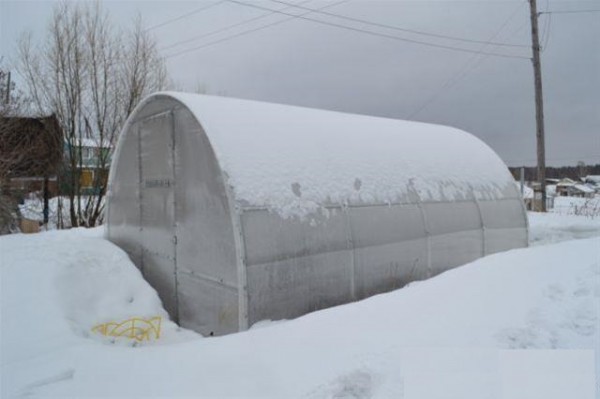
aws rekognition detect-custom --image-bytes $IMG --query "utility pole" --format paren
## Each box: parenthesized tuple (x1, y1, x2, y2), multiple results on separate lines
(528, 0, 547, 211)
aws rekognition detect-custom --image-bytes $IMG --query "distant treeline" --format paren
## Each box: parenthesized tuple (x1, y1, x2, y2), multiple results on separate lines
(509, 164, 600, 182)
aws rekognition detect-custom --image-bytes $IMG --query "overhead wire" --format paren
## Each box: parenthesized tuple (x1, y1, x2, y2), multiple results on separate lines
(539, 9, 600, 15)
(542, 14, 552, 50)
(164, 0, 349, 58)
(407, 1, 528, 119)
(210, 0, 531, 60)
(267, 0, 528, 48)
(540, 3, 553, 52)
(145, 1, 226, 32)
(161, 0, 315, 53)
(539, 0, 550, 47)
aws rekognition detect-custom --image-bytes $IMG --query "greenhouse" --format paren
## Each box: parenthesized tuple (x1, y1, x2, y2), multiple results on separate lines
(105, 92, 528, 336)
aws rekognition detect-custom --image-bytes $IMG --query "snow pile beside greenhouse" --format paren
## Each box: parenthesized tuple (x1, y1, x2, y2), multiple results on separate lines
(1, 214, 598, 398)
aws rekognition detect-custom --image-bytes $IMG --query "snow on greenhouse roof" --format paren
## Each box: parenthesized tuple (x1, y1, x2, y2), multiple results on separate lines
(154, 92, 517, 218)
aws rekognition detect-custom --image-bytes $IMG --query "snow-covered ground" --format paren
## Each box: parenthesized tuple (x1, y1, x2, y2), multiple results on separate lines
(1, 213, 599, 398)
(18, 195, 106, 230)
(529, 212, 600, 246)
(18, 196, 68, 230)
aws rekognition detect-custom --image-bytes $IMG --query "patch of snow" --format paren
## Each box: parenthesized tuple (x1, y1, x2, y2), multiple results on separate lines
(72, 137, 112, 149)
(138, 92, 519, 219)
(18, 195, 106, 230)
(18, 196, 68, 230)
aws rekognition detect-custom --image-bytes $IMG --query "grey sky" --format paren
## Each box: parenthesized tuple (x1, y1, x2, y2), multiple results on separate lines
(1, 0, 599, 166)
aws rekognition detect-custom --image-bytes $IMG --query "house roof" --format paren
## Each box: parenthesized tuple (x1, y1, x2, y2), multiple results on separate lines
(573, 184, 595, 194)
(556, 178, 578, 187)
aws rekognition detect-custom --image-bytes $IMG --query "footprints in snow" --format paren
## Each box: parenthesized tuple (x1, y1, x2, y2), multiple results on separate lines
(498, 264, 599, 349)
(305, 369, 377, 399)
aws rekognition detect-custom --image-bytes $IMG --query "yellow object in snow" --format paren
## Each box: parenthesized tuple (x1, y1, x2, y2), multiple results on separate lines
(92, 317, 161, 341)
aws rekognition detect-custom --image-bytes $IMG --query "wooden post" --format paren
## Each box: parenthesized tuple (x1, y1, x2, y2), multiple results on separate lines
(43, 175, 49, 227)
(529, 0, 547, 211)
(520, 166, 525, 197)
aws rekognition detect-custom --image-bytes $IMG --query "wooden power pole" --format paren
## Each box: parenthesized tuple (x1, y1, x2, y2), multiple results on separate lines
(528, 0, 547, 211)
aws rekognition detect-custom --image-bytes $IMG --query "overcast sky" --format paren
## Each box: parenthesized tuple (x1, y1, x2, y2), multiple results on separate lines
(1, 0, 598, 166)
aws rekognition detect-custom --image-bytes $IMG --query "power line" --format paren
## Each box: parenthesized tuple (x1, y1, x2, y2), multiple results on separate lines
(161, 0, 315, 52)
(539, 9, 600, 15)
(539, 0, 550, 46)
(407, 1, 528, 119)
(219, 0, 530, 60)
(267, 0, 528, 48)
(537, 0, 553, 52)
(541, 13, 552, 51)
(145, 1, 226, 32)
(165, 0, 349, 58)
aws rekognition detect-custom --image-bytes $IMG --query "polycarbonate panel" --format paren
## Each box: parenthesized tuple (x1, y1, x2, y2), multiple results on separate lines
(485, 227, 528, 255)
(105, 123, 141, 267)
(172, 104, 240, 334)
(173, 106, 238, 284)
(429, 230, 483, 275)
(353, 238, 428, 299)
(242, 208, 349, 266)
(246, 249, 353, 324)
(474, 179, 520, 201)
(349, 204, 426, 248)
(479, 198, 528, 229)
(139, 112, 178, 320)
(423, 201, 482, 236)
(348, 204, 428, 299)
(177, 271, 239, 336)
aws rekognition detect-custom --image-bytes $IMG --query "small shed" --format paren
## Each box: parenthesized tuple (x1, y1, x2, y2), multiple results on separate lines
(105, 92, 528, 336)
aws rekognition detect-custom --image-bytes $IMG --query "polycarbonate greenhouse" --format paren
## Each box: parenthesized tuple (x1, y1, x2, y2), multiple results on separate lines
(105, 92, 528, 336)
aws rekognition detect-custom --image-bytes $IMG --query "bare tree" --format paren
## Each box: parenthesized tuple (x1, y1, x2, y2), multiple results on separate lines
(18, 2, 167, 228)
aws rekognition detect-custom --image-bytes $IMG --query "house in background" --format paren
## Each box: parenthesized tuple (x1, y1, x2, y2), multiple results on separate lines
(583, 175, 600, 193)
(62, 138, 112, 194)
(555, 178, 595, 198)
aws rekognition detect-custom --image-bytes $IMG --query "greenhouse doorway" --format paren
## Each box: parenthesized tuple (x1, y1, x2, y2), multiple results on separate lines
(138, 111, 179, 322)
